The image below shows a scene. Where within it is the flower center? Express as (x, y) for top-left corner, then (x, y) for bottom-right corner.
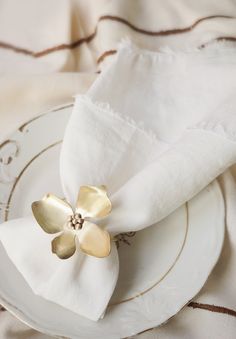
(67, 213), (84, 230)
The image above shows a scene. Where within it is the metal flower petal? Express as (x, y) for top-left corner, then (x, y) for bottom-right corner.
(32, 194), (73, 234)
(51, 231), (76, 259)
(76, 185), (112, 218)
(79, 221), (111, 258)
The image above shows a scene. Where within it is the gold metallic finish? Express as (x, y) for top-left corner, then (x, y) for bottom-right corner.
(32, 194), (73, 234)
(1, 108), (194, 326)
(79, 221), (111, 258)
(51, 231), (76, 259)
(76, 185), (112, 218)
(32, 185), (112, 259)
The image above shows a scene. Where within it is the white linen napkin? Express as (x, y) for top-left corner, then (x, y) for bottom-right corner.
(1, 41), (236, 321)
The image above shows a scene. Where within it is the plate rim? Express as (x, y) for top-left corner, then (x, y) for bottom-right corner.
(0, 106), (225, 338)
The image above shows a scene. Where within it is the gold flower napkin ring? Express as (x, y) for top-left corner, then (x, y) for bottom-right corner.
(31, 185), (112, 259)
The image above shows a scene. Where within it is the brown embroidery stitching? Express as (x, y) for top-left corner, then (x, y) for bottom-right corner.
(97, 49), (117, 63)
(188, 302), (236, 317)
(199, 36), (236, 48)
(0, 15), (234, 58)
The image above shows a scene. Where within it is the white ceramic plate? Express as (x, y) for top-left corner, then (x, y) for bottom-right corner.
(0, 104), (225, 338)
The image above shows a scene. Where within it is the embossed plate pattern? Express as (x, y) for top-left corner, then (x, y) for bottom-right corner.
(0, 104), (225, 338)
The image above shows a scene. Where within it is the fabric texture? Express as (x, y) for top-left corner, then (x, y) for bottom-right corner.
(0, 0), (236, 337)
(1, 41), (236, 325)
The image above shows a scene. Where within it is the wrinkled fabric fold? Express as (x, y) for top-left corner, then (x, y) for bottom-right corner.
(0, 217), (119, 321)
(1, 42), (236, 321)
(61, 96), (236, 235)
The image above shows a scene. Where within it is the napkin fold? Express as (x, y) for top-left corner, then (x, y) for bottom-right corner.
(1, 41), (236, 321)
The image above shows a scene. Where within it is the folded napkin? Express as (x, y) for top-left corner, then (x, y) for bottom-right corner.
(1, 41), (236, 321)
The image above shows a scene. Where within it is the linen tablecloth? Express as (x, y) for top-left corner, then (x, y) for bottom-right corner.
(0, 0), (236, 338)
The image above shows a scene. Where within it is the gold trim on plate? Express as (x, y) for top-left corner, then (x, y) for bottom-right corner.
(18, 103), (73, 132)
(0, 107), (192, 338)
(110, 202), (189, 306)
(4, 141), (62, 221)
(4, 138), (189, 307)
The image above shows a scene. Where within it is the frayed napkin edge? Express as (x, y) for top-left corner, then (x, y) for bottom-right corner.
(73, 94), (168, 145)
(116, 37), (236, 60)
